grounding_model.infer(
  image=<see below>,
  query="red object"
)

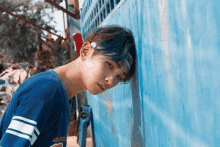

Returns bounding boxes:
[73,33,83,55]
[50,143,63,147]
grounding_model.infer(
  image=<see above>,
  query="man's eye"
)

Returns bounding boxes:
[117,75,122,81]
[107,62,113,69]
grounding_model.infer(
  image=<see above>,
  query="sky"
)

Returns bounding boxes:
[44,1,67,39]
[53,1,66,36]
[31,0,67,39]
[33,0,84,39]
[51,0,84,39]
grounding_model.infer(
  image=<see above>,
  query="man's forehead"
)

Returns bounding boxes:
[115,61,127,68]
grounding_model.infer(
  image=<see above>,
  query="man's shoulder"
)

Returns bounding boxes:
[14,70,62,99]
[29,70,59,83]
[21,70,60,89]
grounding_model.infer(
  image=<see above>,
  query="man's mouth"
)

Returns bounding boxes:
[98,83,104,91]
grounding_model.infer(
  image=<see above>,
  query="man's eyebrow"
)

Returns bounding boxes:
[115,62,121,68]
[122,72,127,78]
[115,62,127,77]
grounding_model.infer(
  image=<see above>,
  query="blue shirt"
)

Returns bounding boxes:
[0,69,71,147]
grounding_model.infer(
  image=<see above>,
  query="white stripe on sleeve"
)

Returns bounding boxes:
[6,130,31,142]
[8,120,35,135]
[34,127,40,136]
[12,116,37,125]
[30,132,37,145]
[5,116,41,145]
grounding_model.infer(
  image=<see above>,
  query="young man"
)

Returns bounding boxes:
[0,25,136,146]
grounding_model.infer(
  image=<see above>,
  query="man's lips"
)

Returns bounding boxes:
[98,83,105,91]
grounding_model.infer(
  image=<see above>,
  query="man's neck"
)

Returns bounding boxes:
[54,59,87,100]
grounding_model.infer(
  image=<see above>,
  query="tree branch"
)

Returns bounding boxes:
[0,7,66,40]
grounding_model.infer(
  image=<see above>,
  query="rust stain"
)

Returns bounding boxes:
[103,91,108,107]
[160,0,165,12]
[108,98,113,113]
[103,91,113,114]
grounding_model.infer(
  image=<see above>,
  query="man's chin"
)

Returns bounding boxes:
[88,90,100,95]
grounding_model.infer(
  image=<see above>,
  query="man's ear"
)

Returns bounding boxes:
[80,42,94,61]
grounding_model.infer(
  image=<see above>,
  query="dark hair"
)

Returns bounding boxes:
[85,25,136,83]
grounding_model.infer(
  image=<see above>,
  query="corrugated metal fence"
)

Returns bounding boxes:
[80,0,220,146]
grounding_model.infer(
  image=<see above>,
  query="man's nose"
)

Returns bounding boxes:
[105,75,118,88]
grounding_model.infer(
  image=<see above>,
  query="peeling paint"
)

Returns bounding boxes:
[107,98,113,114]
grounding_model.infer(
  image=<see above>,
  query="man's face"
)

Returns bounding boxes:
[81,50,129,95]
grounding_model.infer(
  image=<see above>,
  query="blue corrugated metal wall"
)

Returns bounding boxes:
[80,0,220,146]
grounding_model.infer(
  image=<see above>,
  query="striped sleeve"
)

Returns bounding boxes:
[0,90,54,146]
[1,116,40,146]
[0,77,59,146]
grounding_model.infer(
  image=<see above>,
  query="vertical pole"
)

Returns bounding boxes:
[63,11,66,36]
[34,31,41,73]
[65,0,73,61]
[72,0,80,17]
[38,32,42,52]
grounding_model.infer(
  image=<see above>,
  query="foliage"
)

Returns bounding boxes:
[0,0,58,65]
[50,37,71,67]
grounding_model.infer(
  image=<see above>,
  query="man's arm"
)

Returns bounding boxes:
[0,83,55,147]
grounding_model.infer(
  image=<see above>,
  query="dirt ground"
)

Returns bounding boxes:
[67,136,93,147]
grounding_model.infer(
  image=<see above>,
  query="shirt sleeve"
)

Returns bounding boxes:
[0,80,59,147]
